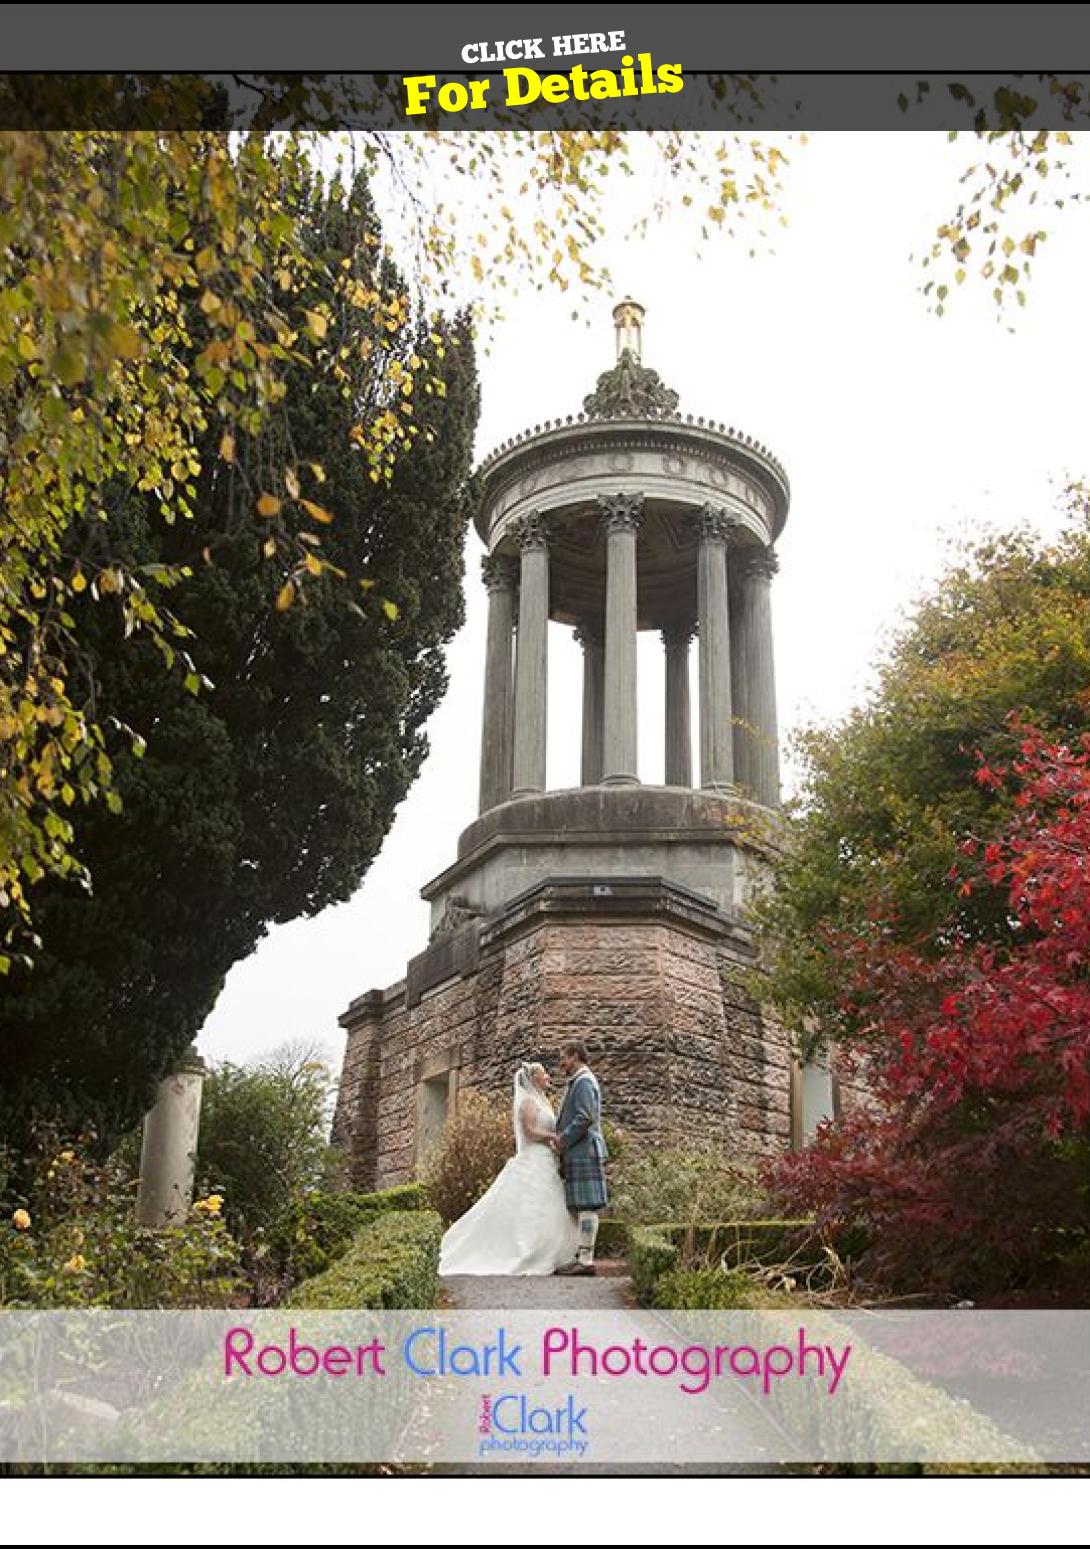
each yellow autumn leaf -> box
[300,499,334,524]
[219,431,235,463]
[276,580,295,611]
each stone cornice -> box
[479,876,758,956]
[475,416,790,545]
[478,414,789,495]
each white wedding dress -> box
[438,1076,580,1277]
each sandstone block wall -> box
[332,880,794,1191]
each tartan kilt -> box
[561,1139,609,1212]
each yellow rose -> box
[63,1254,87,1274]
[12,1209,31,1231]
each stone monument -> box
[333,301,832,1189]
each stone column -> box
[741,547,781,807]
[598,492,644,785]
[511,512,550,796]
[478,553,518,814]
[729,558,752,795]
[662,623,694,788]
[575,622,604,785]
[695,505,734,790]
[135,1045,206,1227]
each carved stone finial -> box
[583,350,680,421]
[597,491,645,535]
[613,298,645,362]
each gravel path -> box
[425,1262,783,1475]
[441,1260,636,1312]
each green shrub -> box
[193,1044,335,1240]
[628,1218,827,1306]
[674,1218,820,1271]
[610,1145,767,1226]
[289,1209,443,1310]
[651,1267,770,1310]
[421,1088,513,1225]
[269,1182,430,1285]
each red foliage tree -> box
[767,721,1090,1296]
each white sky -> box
[199,130,1090,1069]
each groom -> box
[550,1039,609,1277]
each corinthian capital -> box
[746,546,780,582]
[513,510,550,552]
[661,620,697,651]
[481,552,519,592]
[573,621,605,650]
[694,503,732,544]
[597,491,645,535]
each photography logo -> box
[476,1391,591,1459]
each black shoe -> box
[553,1259,596,1277]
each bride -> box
[438,1061,580,1276]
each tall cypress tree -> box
[0,170,479,1150]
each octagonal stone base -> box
[422,784,780,936]
[332,872,793,1193]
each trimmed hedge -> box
[288,1208,443,1310]
[633,1224,1034,1471]
[271,1183,431,1284]
[594,1219,631,1260]
[629,1225,680,1304]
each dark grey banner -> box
[1,5,1089,73]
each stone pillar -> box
[575,622,604,785]
[662,623,694,788]
[741,547,781,807]
[478,553,518,814]
[331,995,385,1192]
[695,505,734,790]
[511,512,550,796]
[135,1045,206,1227]
[598,492,644,785]
[729,559,752,796]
